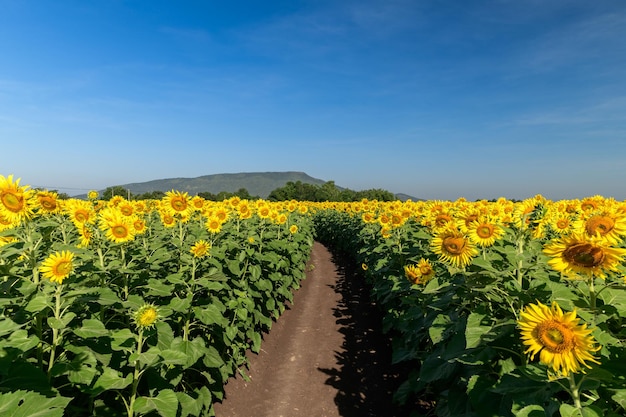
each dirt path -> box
[213,242,411,417]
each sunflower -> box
[87,190,99,200]
[430,227,478,269]
[64,199,96,227]
[0,174,35,223]
[574,210,626,245]
[404,259,435,285]
[190,240,211,258]
[543,233,626,279]
[289,224,298,234]
[467,218,504,247]
[132,217,147,235]
[36,191,62,215]
[205,216,223,234]
[133,303,159,329]
[99,209,136,243]
[40,250,75,284]
[518,301,600,377]
[163,190,192,218]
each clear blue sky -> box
[2,0,625,201]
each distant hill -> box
[83,172,327,199]
[73,171,420,200]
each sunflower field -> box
[313,196,626,417]
[0,175,314,416]
[2,174,626,417]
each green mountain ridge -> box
[89,171,326,199]
[75,171,418,200]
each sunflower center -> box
[477,225,494,238]
[54,260,72,276]
[419,265,432,275]
[40,198,56,210]
[443,236,466,255]
[172,198,187,211]
[536,320,575,353]
[112,225,128,238]
[75,210,89,223]
[556,219,569,229]
[1,191,24,212]
[137,308,158,327]
[435,215,452,227]
[585,215,614,236]
[563,243,605,268]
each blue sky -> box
[1,0,625,201]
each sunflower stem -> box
[47,284,63,380]
[516,232,525,287]
[127,329,145,417]
[567,372,583,414]
[588,277,597,326]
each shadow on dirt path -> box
[213,242,414,417]
[318,251,413,417]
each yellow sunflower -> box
[0,174,35,223]
[40,250,75,284]
[543,233,626,279]
[133,303,159,329]
[574,210,626,245]
[99,209,136,243]
[87,190,99,200]
[518,301,600,377]
[467,218,505,247]
[404,259,435,285]
[430,227,478,269]
[36,190,62,215]
[289,224,298,234]
[190,240,211,258]
[205,216,223,234]
[162,190,192,218]
[64,199,96,227]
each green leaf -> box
[193,304,228,327]
[202,345,225,368]
[560,404,603,417]
[611,388,626,409]
[516,405,546,417]
[110,328,136,352]
[134,389,179,417]
[46,312,76,330]
[0,316,22,337]
[0,390,71,417]
[465,312,490,349]
[73,318,109,338]
[145,278,174,297]
[91,367,133,394]
[0,329,39,352]
[429,314,450,344]
[24,294,50,312]
[95,287,122,305]
[169,295,192,312]
[159,349,189,366]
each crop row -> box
[312,196,626,417]
[0,175,314,417]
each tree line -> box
[94,180,396,202]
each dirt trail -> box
[213,242,410,417]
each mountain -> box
[91,171,328,199]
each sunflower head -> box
[518,301,600,378]
[430,227,478,269]
[543,233,626,279]
[289,224,298,234]
[404,259,435,285]
[40,250,75,284]
[190,240,211,258]
[133,304,159,329]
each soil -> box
[212,242,415,417]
